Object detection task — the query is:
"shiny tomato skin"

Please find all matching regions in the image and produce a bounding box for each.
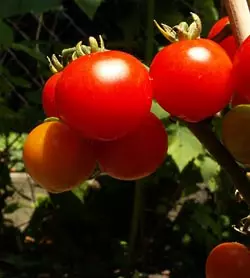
[232,35,250,102]
[42,72,62,117]
[150,39,233,122]
[206,242,250,278]
[95,112,168,180]
[23,121,96,193]
[208,16,237,60]
[55,51,153,141]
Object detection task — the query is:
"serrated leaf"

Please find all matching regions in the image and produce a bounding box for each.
[0,0,61,18]
[0,20,13,47]
[74,0,104,19]
[167,124,204,172]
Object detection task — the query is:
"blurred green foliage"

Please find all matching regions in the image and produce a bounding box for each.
[0,1,248,278]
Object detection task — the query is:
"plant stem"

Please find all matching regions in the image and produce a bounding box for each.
[224,0,250,45]
[128,181,144,267]
[187,122,250,205]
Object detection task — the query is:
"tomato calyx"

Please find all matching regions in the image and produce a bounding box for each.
[47,35,106,73]
[154,12,202,42]
[44,117,60,123]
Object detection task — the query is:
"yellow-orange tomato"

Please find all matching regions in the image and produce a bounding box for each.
[23,121,96,193]
[206,242,250,278]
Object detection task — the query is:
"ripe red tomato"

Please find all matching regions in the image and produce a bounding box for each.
[150,39,233,122]
[208,16,237,60]
[42,72,62,117]
[55,50,153,141]
[23,120,96,193]
[232,35,250,102]
[231,92,249,107]
[206,242,250,278]
[95,112,168,180]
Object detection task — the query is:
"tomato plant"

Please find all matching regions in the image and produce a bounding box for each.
[149,39,234,122]
[95,112,167,180]
[23,120,96,193]
[42,72,62,117]
[208,16,237,60]
[205,242,250,278]
[232,35,250,102]
[55,50,153,141]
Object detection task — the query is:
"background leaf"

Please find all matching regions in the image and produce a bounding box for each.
[167,124,204,171]
[74,0,104,19]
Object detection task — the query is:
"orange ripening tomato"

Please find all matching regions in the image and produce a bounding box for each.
[207,16,237,60]
[23,120,96,193]
[205,242,250,278]
[95,112,168,180]
[42,72,62,117]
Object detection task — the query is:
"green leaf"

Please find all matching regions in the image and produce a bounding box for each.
[195,155,220,183]
[74,0,104,19]
[151,101,169,120]
[0,20,13,47]
[10,43,47,63]
[167,124,204,172]
[0,0,62,18]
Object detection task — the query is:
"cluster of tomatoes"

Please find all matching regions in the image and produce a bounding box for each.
[23,13,250,195]
[23,48,168,193]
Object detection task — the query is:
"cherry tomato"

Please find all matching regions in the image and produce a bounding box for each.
[208,16,237,60]
[206,242,250,278]
[232,35,250,102]
[23,120,96,193]
[95,112,168,180]
[150,39,233,122]
[231,92,249,107]
[55,50,153,141]
[42,72,62,117]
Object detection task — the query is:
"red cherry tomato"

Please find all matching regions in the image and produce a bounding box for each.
[23,120,96,193]
[206,242,250,278]
[150,39,233,122]
[55,51,153,141]
[95,112,168,180]
[232,35,250,102]
[231,92,249,107]
[42,72,62,117]
[208,16,237,60]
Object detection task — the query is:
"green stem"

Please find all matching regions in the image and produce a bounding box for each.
[187,121,250,206]
[128,181,144,268]
[144,0,155,65]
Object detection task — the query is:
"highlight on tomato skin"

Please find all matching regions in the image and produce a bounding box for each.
[149,38,234,123]
[95,112,168,181]
[22,120,97,193]
[205,242,250,278]
[55,50,153,142]
[42,72,63,118]
[207,16,237,60]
